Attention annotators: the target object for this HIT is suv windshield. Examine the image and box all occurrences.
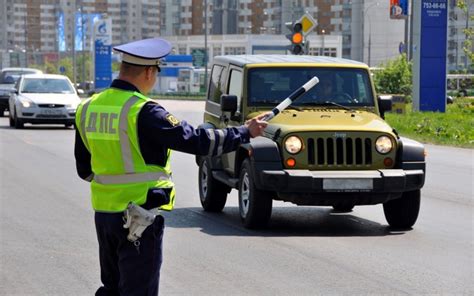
[20,78,75,94]
[248,67,374,107]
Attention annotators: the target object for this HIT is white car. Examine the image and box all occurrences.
[9,74,81,129]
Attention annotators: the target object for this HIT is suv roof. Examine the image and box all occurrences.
[213,55,367,67]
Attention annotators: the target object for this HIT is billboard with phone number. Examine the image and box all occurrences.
[390,0,408,19]
[94,18,112,89]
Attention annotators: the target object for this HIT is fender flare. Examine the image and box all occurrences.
[234,137,283,188]
[396,137,426,171]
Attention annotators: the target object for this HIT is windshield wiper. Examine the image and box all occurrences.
[309,101,353,111]
[287,104,302,111]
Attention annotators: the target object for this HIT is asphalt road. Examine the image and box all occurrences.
[0,100,472,296]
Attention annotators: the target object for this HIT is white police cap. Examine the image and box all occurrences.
[113,38,172,66]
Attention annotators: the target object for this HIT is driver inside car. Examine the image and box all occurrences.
[317,77,334,101]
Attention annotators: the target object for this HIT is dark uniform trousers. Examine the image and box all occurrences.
[94,212,165,296]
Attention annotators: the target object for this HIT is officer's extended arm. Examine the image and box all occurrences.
[141,103,267,157]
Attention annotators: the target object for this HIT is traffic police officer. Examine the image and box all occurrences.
[74,37,268,295]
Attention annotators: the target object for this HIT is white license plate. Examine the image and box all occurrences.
[40,109,63,115]
[323,178,373,191]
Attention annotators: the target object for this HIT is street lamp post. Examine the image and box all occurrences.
[321,29,326,56]
[72,7,77,87]
[24,14,28,66]
[81,5,86,89]
[362,1,379,66]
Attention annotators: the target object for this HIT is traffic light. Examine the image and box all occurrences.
[286,22,305,55]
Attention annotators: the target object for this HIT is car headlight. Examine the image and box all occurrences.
[284,136,303,154]
[375,136,393,154]
[19,97,35,108]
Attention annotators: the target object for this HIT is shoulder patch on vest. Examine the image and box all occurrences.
[166,114,180,127]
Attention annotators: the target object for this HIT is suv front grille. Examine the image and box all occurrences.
[307,137,372,166]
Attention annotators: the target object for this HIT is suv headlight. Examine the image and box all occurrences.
[375,136,393,154]
[19,97,35,108]
[284,136,303,154]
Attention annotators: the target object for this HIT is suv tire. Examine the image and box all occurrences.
[198,158,229,212]
[238,158,273,229]
[383,189,420,229]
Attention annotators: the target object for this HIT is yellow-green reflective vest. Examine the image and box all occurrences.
[76,88,175,212]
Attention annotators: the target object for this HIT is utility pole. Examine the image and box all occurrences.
[404,6,409,60]
[56,5,61,72]
[204,0,208,93]
[81,4,86,88]
[409,0,414,60]
[24,14,27,66]
[72,5,77,87]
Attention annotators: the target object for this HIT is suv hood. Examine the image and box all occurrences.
[250,109,394,134]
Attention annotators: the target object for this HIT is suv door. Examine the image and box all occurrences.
[204,64,227,127]
[221,67,243,175]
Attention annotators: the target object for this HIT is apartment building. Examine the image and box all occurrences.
[158,0,407,66]
[0,0,160,67]
[1,0,469,71]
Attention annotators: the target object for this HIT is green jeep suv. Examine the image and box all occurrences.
[196,55,425,229]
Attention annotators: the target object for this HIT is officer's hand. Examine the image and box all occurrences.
[245,113,269,138]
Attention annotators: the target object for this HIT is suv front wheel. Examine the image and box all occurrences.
[383,189,420,229]
[238,159,273,228]
[198,158,229,212]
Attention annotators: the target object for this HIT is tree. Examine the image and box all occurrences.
[373,54,412,97]
[457,0,474,70]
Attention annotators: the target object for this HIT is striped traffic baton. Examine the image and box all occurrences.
[261,76,319,121]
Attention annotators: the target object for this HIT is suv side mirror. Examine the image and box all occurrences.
[377,95,392,119]
[220,94,238,113]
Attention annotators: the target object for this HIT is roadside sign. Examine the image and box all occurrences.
[412,0,448,112]
[296,13,317,36]
[93,17,112,89]
[191,49,206,68]
[59,66,66,73]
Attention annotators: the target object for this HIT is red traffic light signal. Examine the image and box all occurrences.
[292,32,303,44]
[286,22,305,55]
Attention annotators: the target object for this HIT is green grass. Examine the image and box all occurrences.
[385,98,474,148]
[149,92,206,101]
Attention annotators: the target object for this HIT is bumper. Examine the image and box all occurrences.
[20,117,75,125]
[18,108,76,125]
[258,169,425,205]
